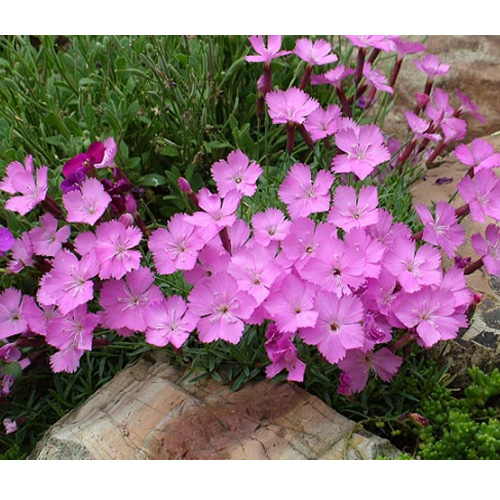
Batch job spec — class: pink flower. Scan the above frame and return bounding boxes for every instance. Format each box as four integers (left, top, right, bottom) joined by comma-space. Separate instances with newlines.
332, 124, 390, 180
0, 227, 14, 255
394, 288, 466, 347
149, 214, 206, 275
278, 163, 333, 219
338, 347, 402, 395
454, 139, 500, 172
264, 324, 305, 382
441, 267, 473, 312
344, 227, 385, 279
145, 296, 199, 348
404, 111, 441, 142
251, 208, 291, 247
95, 220, 142, 279
362, 63, 393, 94
47, 305, 99, 373
228, 243, 282, 305
293, 38, 338, 66
441, 117, 467, 142
211, 150, 262, 197
415, 201, 465, 258
471, 225, 500, 276
29, 213, 71, 257
311, 65, 355, 88
458, 170, 500, 223
0, 288, 27, 340
345, 36, 395, 51
99, 267, 164, 333
245, 36, 290, 64
188, 272, 257, 343
303, 104, 341, 142
391, 37, 425, 58
264, 274, 318, 333
455, 89, 486, 124
414, 54, 450, 78
62, 137, 117, 177
38, 250, 99, 315
328, 185, 379, 231
266, 87, 319, 125
301, 237, 365, 296
384, 238, 441, 292
0, 155, 48, 215
21, 296, 58, 336
425, 88, 454, 125
63, 177, 111, 225
184, 246, 230, 285
3, 418, 18, 434
300, 292, 365, 364
367, 209, 412, 249
7, 232, 34, 274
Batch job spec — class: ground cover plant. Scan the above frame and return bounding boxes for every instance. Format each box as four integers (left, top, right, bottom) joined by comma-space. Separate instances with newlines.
1, 35, 499, 459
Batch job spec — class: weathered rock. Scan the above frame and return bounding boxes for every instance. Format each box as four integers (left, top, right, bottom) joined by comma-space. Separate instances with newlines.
30, 352, 399, 460
383, 36, 500, 142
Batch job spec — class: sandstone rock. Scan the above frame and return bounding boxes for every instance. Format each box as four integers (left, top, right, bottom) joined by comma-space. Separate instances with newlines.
30, 352, 399, 460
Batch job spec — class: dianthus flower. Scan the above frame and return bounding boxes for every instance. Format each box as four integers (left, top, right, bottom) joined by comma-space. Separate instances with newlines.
38, 250, 99, 315
264, 324, 306, 382
404, 111, 441, 141
278, 163, 333, 219
311, 65, 355, 88
149, 214, 206, 275
415, 201, 465, 258
455, 89, 486, 123
367, 209, 412, 249
457, 169, 500, 223
414, 54, 450, 78
454, 139, 500, 172
7, 232, 34, 274
251, 208, 291, 247
293, 38, 338, 66
425, 88, 454, 125
183, 246, 231, 285
471, 225, 500, 277
391, 37, 425, 58
303, 104, 341, 142
63, 177, 111, 225
332, 124, 390, 180
328, 185, 379, 231
21, 296, 59, 336
46, 305, 100, 373
299, 292, 365, 364
211, 150, 262, 198
29, 213, 71, 257
337, 347, 402, 395
266, 87, 319, 125
0, 288, 27, 340
441, 267, 473, 312
95, 220, 142, 279
441, 117, 467, 142
188, 272, 257, 343
345, 36, 395, 51
245, 36, 290, 64
0, 227, 14, 256
145, 295, 199, 348
362, 63, 393, 94
0, 155, 48, 215
62, 137, 117, 178
99, 267, 164, 333
343, 227, 385, 279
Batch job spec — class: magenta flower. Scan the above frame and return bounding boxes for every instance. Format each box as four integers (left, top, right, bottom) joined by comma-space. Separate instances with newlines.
266, 87, 319, 125
245, 35, 290, 64
183, 245, 230, 285
391, 37, 425, 57
328, 185, 379, 231
188, 272, 257, 343
332, 124, 390, 180
264, 324, 305, 382
454, 139, 500, 172
252, 208, 291, 247
367, 209, 412, 249
457, 170, 500, 223
95, 220, 142, 279
62, 137, 117, 178
301, 237, 365, 296
0, 227, 15, 255
0, 155, 47, 215
441, 267, 473, 312
414, 54, 450, 78
338, 347, 403, 395
149, 214, 206, 275
384, 238, 441, 292
300, 292, 365, 364
29, 213, 71, 257
0, 288, 27, 340
311, 65, 355, 88
278, 163, 334, 219
145, 295, 199, 348
38, 250, 99, 315
228, 243, 282, 305
415, 201, 465, 258
471, 225, 500, 277
100, 267, 164, 333
21, 296, 59, 336
264, 274, 318, 333
394, 288, 466, 347
63, 177, 111, 225
344, 227, 385, 279
46, 305, 100, 373
211, 150, 262, 198
425, 88, 454, 125
404, 111, 441, 142
362, 63, 393, 94
303, 104, 341, 142
455, 89, 486, 123
441, 117, 467, 142
345, 36, 395, 51
7, 232, 34, 274
293, 38, 338, 66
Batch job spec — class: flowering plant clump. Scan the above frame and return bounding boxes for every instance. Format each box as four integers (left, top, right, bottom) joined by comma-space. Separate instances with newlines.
0, 35, 498, 436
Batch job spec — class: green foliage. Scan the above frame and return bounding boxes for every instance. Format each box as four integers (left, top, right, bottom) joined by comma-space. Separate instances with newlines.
417, 368, 500, 459
0, 444, 26, 460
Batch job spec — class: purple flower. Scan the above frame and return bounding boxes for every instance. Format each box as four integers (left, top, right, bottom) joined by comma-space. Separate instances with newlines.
62, 137, 117, 178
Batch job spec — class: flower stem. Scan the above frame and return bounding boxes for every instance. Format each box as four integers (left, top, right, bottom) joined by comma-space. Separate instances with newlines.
464, 257, 484, 275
